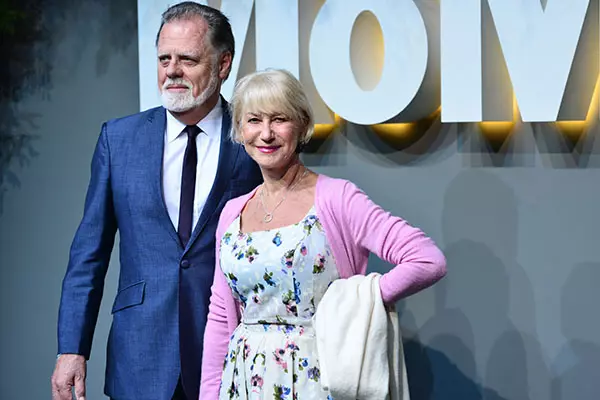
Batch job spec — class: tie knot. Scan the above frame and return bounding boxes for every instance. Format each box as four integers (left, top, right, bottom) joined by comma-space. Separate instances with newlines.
185, 125, 201, 139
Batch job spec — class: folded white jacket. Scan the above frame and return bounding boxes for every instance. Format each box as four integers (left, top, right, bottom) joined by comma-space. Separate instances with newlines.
314, 273, 410, 400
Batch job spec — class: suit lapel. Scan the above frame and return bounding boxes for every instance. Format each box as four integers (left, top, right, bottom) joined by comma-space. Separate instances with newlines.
144, 107, 183, 248
185, 99, 238, 251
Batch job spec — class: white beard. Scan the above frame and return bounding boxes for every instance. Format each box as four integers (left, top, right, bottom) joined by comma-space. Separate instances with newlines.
160, 72, 220, 112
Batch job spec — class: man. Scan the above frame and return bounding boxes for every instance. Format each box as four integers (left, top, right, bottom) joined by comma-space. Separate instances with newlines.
51, 3, 262, 399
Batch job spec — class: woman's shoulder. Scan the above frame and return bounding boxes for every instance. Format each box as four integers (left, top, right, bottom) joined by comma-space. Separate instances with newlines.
316, 174, 364, 200
315, 175, 369, 221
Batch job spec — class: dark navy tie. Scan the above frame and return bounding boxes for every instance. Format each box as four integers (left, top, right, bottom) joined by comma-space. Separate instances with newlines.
177, 125, 201, 246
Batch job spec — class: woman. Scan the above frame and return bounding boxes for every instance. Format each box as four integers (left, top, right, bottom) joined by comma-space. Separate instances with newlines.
199, 69, 446, 399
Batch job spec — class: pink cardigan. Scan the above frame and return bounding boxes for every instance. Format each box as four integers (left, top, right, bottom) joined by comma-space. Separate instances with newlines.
199, 174, 446, 399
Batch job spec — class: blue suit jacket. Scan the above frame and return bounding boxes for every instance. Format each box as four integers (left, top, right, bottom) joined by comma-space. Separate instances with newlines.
57, 102, 262, 399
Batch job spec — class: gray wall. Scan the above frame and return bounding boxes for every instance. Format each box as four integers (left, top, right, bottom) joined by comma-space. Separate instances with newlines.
0, 1, 137, 398
2, 1, 600, 399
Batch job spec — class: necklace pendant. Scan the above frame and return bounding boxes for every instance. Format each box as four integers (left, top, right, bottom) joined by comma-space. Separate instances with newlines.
263, 213, 274, 223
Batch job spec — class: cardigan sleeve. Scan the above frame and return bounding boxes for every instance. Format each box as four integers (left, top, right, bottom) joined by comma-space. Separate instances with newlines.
339, 180, 447, 304
199, 211, 235, 399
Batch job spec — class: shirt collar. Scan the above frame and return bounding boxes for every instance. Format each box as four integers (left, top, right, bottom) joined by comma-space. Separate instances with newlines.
166, 97, 223, 143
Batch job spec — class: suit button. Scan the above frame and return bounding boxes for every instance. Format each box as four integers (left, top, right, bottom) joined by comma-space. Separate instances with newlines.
180, 260, 190, 269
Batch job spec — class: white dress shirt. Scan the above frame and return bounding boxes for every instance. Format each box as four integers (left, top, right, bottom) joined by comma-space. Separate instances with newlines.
162, 98, 222, 232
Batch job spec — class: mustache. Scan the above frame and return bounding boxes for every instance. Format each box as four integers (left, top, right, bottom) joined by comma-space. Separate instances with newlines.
163, 78, 192, 90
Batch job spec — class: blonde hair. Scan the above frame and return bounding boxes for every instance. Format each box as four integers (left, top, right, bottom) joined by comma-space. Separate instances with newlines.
229, 69, 315, 148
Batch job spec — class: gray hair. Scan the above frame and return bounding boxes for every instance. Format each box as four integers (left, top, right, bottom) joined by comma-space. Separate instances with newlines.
155, 2, 235, 61
230, 69, 315, 150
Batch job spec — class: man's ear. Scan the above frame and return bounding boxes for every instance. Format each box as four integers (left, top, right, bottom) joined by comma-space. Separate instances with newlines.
219, 51, 233, 81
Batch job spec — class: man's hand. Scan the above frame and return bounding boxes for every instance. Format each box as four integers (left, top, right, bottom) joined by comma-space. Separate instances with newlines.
51, 354, 87, 400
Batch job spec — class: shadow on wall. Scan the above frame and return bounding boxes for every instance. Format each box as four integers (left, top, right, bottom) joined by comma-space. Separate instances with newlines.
551, 262, 600, 400
456, 121, 600, 169
0, 0, 137, 213
391, 170, 552, 399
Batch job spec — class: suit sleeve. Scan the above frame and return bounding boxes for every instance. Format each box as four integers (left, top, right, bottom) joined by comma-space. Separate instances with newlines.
340, 181, 447, 304
57, 123, 117, 358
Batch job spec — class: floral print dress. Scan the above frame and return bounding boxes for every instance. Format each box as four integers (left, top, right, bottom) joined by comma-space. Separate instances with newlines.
218, 207, 339, 399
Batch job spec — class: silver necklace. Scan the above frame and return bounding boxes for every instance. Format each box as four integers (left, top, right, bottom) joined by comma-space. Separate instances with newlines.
259, 169, 309, 223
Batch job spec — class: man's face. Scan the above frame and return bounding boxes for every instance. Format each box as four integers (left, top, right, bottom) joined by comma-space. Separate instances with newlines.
157, 17, 228, 112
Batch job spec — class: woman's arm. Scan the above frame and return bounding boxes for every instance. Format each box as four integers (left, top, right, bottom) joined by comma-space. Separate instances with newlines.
340, 181, 447, 304
199, 220, 235, 399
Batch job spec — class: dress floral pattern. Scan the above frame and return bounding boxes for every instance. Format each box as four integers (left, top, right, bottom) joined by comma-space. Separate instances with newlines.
219, 207, 338, 399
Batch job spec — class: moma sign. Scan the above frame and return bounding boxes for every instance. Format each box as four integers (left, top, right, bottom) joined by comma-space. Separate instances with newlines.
137, 0, 598, 126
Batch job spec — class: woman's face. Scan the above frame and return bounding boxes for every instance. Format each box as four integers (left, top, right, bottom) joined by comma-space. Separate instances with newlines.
240, 112, 302, 171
